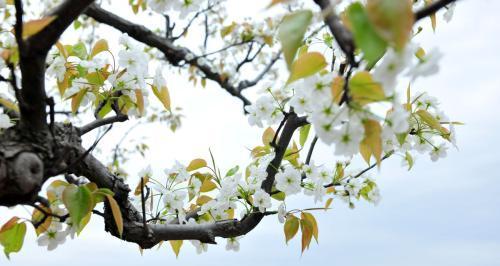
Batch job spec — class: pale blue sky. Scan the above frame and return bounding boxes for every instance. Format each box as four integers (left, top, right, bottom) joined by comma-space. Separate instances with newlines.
1, 0, 500, 265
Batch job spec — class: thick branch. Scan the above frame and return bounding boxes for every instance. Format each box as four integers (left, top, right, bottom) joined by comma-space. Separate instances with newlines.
71, 113, 307, 248
18, 0, 95, 130
25, 0, 95, 54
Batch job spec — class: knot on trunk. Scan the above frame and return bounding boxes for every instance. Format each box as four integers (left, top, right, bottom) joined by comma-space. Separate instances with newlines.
0, 152, 44, 206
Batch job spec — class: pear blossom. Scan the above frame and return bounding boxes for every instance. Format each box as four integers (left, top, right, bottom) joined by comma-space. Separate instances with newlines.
37, 222, 68, 251
46, 56, 66, 82
253, 189, 271, 213
164, 161, 190, 184
163, 190, 187, 212
443, 3, 456, 22
331, 118, 365, 157
407, 49, 443, 80
275, 166, 302, 195
430, 143, 448, 162
0, 111, 13, 129
385, 104, 410, 134
225, 237, 241, 252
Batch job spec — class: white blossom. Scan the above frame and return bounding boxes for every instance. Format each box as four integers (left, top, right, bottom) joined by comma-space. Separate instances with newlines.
275, 166, 302, 196
253, 189, 271, 213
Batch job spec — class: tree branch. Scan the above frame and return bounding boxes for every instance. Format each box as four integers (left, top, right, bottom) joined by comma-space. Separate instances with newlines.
415, 0, 459, 22
313, 0, 357, 66
84, 4, 251, 107
70, 112, 307, 248
78, 114, 128, 136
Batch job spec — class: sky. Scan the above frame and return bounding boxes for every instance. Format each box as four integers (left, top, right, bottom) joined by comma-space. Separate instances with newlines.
2, 0, 500, 265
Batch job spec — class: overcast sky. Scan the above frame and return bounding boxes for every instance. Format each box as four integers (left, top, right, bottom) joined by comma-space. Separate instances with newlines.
1, 0, 500, 265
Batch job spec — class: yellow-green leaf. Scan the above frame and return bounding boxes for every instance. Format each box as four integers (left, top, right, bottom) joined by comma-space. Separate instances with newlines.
20, 16, 57, 38
299, 124, 311, 147
359, 119, 383, 165
367, 0, 414, 50
284, 215, 299, 244
151, 85, 171, 111
169, 240, 183, 258
287, 52, 327, 84
262, 127, 275, 146
186, 158, 207, 172
300, 216, 313, 253
301, 212, 318, 243
196, 195, 213, 206
349, 71, 385, 105
278, 10, 313, 69
133, 176, 150, 196
0, 218, 26, 259
200, 179, 217, 193
0, 98, 19, 113
32, 205, 52, 236
105, 195, 123, 238
90, 39, 109, 58
416, 109, 449, 135
331, 76, 345, 104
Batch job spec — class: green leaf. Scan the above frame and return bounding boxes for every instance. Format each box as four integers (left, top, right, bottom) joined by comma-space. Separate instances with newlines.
278, 10, 313, 69
225, 165, 239, 177
287, 52, 327, 84
284, 215, 299, 244
299, 124, 311, 147
349, 71, 385, 105
71, 42, 88, 59
169, 240, 183, 258
62, 184, 93, 233
0, 218, 26, 259
271, 191, 286, 201
346, 3, 387, 67
416, 109, 449, 135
